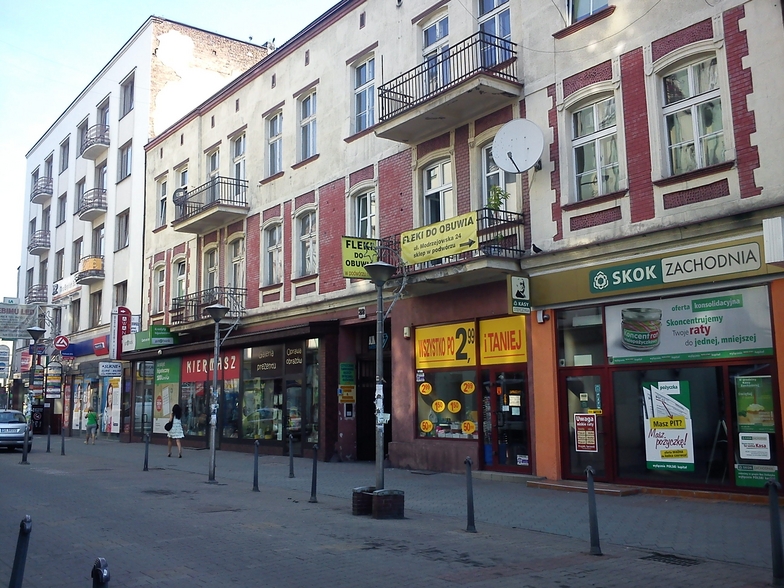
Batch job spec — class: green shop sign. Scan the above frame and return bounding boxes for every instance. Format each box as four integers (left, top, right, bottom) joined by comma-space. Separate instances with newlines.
134, 326, 178, 350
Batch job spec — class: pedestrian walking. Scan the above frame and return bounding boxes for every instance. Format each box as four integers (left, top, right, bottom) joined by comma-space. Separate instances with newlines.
85, 407, 98, 444
167, 404, 185, 458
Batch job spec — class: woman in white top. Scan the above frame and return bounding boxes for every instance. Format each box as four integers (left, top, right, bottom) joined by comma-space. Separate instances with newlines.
167, 403, 185, 458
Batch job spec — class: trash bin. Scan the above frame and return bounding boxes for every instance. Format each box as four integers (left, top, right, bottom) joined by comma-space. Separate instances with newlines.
372, 489, 404, 519
352, 486, 375, 516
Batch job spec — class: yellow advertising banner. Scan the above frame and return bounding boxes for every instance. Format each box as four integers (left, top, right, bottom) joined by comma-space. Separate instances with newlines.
338, 384, 356, 403
415, 321, 477, 369
341, 236, 378, 279
400, 212, 478, 265
479, 316, 527, 365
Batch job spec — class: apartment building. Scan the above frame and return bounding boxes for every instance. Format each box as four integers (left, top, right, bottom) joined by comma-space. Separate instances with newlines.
18, 17, 269, 435
127, 0, 784, 494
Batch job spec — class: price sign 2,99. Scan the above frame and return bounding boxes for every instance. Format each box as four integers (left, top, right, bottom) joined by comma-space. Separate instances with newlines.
415, 321, 477, 369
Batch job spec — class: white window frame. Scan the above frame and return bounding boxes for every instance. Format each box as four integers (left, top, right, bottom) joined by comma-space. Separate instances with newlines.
92, 224, 105, 257
153, 267, 166, 315
268, 112, 283, 176
174, 260, 187, 299
207, 150, 220, 202
264, 223, 283, 286
354, 189, 376, 238
423, 14, 450, 92
120, 72, 135, 117
422, 159, 452, 225
478, 0, 511, 67
232, 134, 246, 186
297, 210, 317, 277
157, 179, 167, 228
299, 92, 317, 161
353, 56, 375, 133
568, 0, 609, 24
118, 141, 132, 181
571, 96, 620, 201
227, 236, 245, 289
203, 248, 218, 291
480, 142, 513, 209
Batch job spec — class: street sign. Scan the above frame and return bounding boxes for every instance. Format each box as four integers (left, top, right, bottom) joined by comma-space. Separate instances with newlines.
53, 335, 70, 350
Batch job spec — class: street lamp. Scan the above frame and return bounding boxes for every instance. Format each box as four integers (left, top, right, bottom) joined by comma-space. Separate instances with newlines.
205, 303, 229, 482
22, 326, 46, 465
364, 260, 396, 491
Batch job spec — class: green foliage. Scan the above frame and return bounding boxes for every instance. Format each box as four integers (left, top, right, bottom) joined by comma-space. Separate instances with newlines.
487, 185, 510, 210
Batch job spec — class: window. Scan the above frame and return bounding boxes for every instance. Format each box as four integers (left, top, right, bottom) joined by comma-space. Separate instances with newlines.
569, 0, 609, 23
44, 156, 53, 180
90, 290, 102, 328
55, 250, 64, 281
57, 194, 67, 226
354, 191, 376, 238
77, 119, 88, 155
96, 161, 107, 190
423, 16, 449, 92
31, 168, 39, 193
265, 224, 283, 285
52, 307, 62, 335
663, 56, 724, 176
416, 369, 479, 440
121, 73, 135, 117
118, 142, 132, 181
25, 268, 33, 293
98, 99, 110, 128
72, 238, 83, 273
42, 207, 51, 232
154, 267, 166, 314
174, 261, 186, 299
39, 259, 48, 285
299, 92, 317, 161
92, 225, 105, 256
227, 238, 245, 289
572, 96, 619, 200
70, 299, 81, 332
268, 112, 283, 176
59, 139, 70, 173
423, 160, 452, 224
298, 211, 317, 277
478, 0, 511, 67
157, 179, 167, 227
178, 167, 188, 189
207, 150, 220, 202
232, 135, 246, 195
204, 249, 218, 291
116, 209, 129, 251
481, 143, 515, 209
354, 57, 375, 133
75, 180, 85, 213
114, 281, 127, 308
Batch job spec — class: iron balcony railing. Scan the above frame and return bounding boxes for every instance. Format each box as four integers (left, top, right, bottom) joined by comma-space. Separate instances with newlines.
75, 255, 105, 283
379, 32, 517, 122
30, 177, 53, 202
379, 207, 525, 276
172, 177, 249, 223
170, 286, 246, 325
78, 188, 107, 217
28, 230, 51, 253
80, 124, 110, 156
25, 284, 48, 304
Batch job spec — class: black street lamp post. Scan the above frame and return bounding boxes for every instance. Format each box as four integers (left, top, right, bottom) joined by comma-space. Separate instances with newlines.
205, 303, 229, 482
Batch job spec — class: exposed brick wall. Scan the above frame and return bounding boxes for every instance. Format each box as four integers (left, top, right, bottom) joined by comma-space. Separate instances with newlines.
203, 231, 218, 246
296, 283, 316, 296
724, 5, 762, 199
227, 220, 243, 235
519, 100, 531, 250
663, 179, 730, 209
318, 178, 347, 294
547, 85, 563, 241
283, 201, 292, 302
378, 150, 413, 238
263, 291, 280, 304
246, 213, 260, 309
455, 125, 471, 214
349, 165, 374, 188
475, 105, 513, 136
263, 204, 281, 222
562, 60, 612, 99
173, 243, 186, 256
652, 19, 713, 62
621, 48, 655, 222
153, 252, 165, 263
417, 132, 450, 159
295, 190, 316, 209
569, 206, 622, 231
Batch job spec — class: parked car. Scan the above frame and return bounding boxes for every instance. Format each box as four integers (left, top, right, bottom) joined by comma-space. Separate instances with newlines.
0, 410, 32, 452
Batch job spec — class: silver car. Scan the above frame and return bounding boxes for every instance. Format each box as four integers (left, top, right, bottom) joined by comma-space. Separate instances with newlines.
0, 410, 32, 452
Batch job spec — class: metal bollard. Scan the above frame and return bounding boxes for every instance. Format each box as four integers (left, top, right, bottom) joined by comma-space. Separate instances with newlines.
8, 515, 32, 588
46, 422, 51, 453
309, 444, 319, 503
586, 466, 602, 556
91, 557, 110, 586
61, 418, 66, 456
766, 480, 784, 585
253, 440, 260, 492
288, 434, 295, 478
143, 433, 150, 472
20, 425, 30, 465
465, 457, 477, 533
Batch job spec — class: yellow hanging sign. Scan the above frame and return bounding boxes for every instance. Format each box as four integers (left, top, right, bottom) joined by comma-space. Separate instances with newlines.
400, 212, 478, 265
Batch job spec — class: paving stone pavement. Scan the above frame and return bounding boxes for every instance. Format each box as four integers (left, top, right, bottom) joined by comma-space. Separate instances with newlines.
0, 437, 778, 587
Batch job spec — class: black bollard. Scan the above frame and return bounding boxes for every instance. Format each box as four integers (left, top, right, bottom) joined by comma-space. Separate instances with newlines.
61, 416, 65, 455
20, 423, 30, 465
8, 515, 32, 588
46, 422, 51, 453
253, 440, 260, 492
143, 433, 150, 472
465, 457, 477, 533
586, 466, 602, 556
288, 434, 295, 478
766, 480, 784, 585
91, 557, 110, 586
309, 444, 319, 503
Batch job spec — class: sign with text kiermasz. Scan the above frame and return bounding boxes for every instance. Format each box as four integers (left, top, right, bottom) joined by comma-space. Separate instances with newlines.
341, 237, 378, 279
400, 212, 478, 265
605, 286, 772, 365
416, 321, 476, 369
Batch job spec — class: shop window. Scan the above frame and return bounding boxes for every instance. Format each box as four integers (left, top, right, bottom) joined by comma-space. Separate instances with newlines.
417, 370, 479, 439
557, 307, 604, 366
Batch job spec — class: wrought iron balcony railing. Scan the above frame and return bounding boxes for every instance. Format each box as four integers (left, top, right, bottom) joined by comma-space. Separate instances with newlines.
26, 284, 48, 304
80, 124, 110, 158
172, 177, 249, 223
30, 177, 53, 203
170, 287, 246, 325
28, 230, 51, 254
78, 188, 107, 219
379, 32, 517, 122
75, 255, 105, 284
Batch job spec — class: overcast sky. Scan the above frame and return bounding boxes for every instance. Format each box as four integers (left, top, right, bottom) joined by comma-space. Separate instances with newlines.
0, 0, 339, 301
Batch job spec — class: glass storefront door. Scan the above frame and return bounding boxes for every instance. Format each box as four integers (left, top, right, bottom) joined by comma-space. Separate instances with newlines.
563, 370, 610, 480
482, 369, 530, 472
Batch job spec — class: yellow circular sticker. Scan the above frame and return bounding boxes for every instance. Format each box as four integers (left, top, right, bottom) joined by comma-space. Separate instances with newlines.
461, 381, 476, 394
419, 382, 433, 395
432, 399, 446, 413
461, 421, 476, 435
420, 420, 434, 433
447, 400, 462, 413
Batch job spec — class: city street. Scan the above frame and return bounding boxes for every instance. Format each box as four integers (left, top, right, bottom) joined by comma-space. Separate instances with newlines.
0, 437, 777, 587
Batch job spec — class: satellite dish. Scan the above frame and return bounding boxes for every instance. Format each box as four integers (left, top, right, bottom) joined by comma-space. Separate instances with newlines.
492, 118, 544, 174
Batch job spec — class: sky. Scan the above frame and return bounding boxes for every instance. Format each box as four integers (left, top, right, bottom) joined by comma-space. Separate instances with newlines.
0, 0, 340, 301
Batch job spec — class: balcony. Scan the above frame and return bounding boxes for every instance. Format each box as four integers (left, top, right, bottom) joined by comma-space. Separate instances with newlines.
378, 207, 525, 295
25, 284, 48, 305
376, 32, 521, 144
75, 255, 105, 285
171, 177, 250, 234
80, 124, 110, 160
30, 177, 53, 204
169, 287, 246, 326
78, 188, 107, 222
28, 230, 51, 255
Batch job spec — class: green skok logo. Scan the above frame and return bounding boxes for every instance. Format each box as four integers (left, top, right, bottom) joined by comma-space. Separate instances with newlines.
589, 261, 663, 293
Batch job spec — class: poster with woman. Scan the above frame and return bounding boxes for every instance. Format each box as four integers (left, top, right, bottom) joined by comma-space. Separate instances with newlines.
101, 377, 122, 434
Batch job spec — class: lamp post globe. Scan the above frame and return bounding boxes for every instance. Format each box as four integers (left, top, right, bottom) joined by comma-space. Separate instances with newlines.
205, 304, 229, 482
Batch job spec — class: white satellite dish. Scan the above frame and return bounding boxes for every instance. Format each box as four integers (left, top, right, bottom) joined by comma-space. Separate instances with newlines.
492, 118, 544, 174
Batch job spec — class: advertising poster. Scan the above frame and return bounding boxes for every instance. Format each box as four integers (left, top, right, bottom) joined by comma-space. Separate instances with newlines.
154, 359, 180, 434
735, 376, 774, 433
101, 376, 122, 434
71, 378, 86, 431
574, 413, 598, 452
642, 381, 695, 472
605, 286, 772, 364
735, 464, 778, 488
